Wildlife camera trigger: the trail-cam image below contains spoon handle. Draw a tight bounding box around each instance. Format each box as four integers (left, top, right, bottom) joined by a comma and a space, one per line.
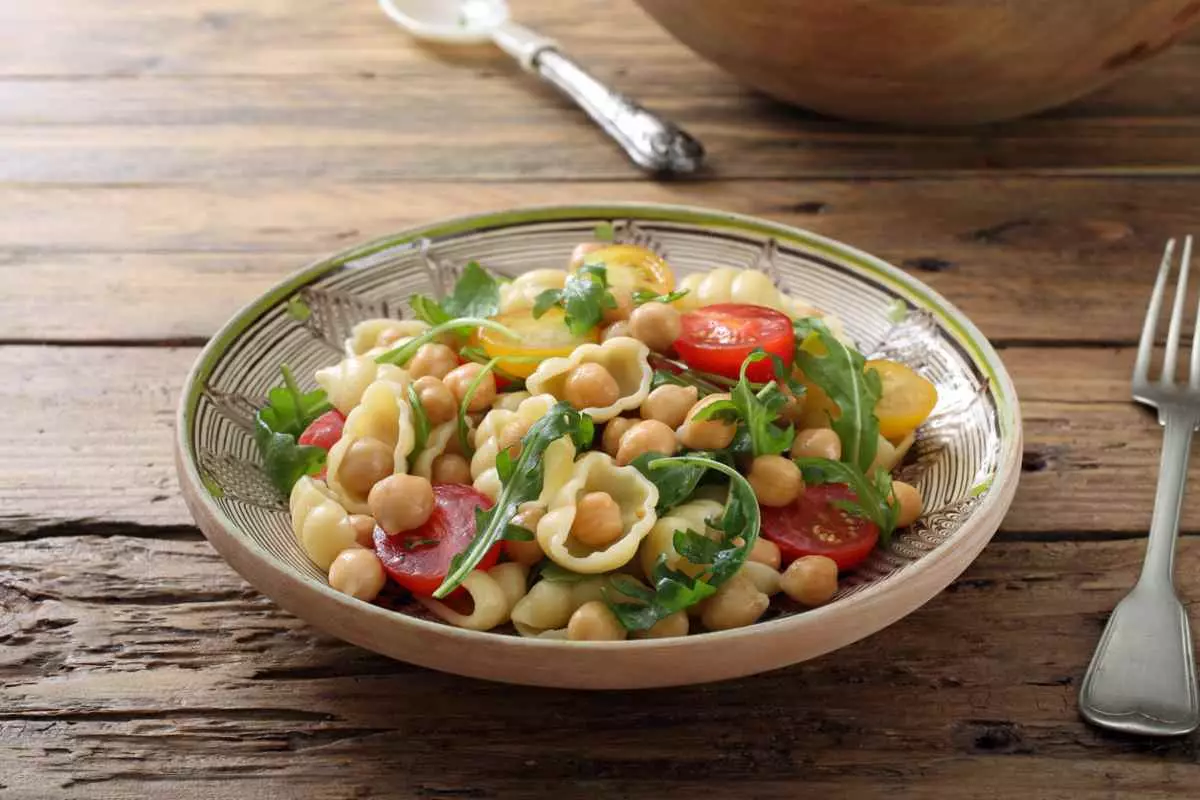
491, 22, 705, 174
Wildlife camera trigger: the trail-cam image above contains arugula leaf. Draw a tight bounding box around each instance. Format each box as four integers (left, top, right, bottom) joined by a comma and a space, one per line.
632, 288, 689, 306
537, 562, 592, 583
691, 351, 794, 457
793, 318, 882, 471
629, 451, 706, 513
531, 265, 616, 336
409, 261, 500, 326
253, 365, 333, 496
604, 455, 761, 631
407, 383, 431, 460
376, 317, 516, 366
794, 456, 901, 543
501, 524, 535, 542
433, 401, 595, 598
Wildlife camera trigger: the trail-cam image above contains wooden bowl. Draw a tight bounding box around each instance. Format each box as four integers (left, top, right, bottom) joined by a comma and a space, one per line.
633, 0, 1200, 124
175, 204, 1022, 688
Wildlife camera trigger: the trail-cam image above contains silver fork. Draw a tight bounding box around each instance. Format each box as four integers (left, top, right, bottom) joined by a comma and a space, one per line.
1079, 236, 1200, 736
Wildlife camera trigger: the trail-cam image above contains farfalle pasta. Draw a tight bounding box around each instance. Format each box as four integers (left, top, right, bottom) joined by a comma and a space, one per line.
256, 238, 936, 641
536, 452, 659, 574
526, 337, 652, 422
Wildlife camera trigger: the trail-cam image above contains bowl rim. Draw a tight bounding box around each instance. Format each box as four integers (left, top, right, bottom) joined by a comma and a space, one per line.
175, 201, 1023, 657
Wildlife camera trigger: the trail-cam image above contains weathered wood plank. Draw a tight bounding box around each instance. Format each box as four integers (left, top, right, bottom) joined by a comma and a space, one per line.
2, 535, 1198, 797
0, 178, 1188, 343
0, 345, 1176, 535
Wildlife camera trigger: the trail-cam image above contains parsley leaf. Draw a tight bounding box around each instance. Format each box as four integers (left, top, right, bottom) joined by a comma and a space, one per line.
632, 288, 689, 306
793, 318, 882, 471
409, 261, 500, 326
604, 455, 761, 631
531, 265, 616, 336
691, 351, 794, 457
253, 365, 333, 496
794, 457, 901, 543
433, 401, 595, 598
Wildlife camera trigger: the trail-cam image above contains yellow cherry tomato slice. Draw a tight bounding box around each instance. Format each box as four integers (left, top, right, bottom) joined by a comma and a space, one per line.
477, 308, 599, 379
573, 244, 674, 296
867, 360, 938, 441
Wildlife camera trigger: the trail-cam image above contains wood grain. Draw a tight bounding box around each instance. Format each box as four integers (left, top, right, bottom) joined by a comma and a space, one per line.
0, 177, 1192, 344
0, 345, 1177, 536
3, 534, 1198, 797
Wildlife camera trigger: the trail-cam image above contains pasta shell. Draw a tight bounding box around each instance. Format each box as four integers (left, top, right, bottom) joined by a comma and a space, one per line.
344, 318, 430, 358
324, 373, 416, 513
525, 337, 651, 423
288, 476, 359, 570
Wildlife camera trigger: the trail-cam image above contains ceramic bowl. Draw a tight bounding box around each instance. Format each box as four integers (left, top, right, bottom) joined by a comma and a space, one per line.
175, 204, 1022, 688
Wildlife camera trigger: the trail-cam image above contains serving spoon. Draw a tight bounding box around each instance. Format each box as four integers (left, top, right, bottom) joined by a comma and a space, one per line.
378, 0, 705, 174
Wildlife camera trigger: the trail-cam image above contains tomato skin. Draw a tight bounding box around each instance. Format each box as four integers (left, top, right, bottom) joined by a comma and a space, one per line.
373, 484, 499, 597
760, 484, 880, 571
298, 410, 345, 451
867, 359, 938, 441
674, 303, 794, 381
575, 244, 674, 296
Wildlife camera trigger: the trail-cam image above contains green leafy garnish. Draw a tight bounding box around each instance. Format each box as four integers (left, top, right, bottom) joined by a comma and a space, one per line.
691, 351, 794, 457
537, 562, 592, 583
629, 451, 706, 513
794, 457, 901, 544
285, 295, 311, 322
593, 222, 616, 242
604, 456, 760, 631
632, 288, 689, 306
407, 383, 431, 460
375, 317, 516, 366
409, 261, 500, 327
433, 401, 595, 598
793, 318, 882, 471
253, 365, 333, 496
532, 264, 616, 336
403, 536, 439, 551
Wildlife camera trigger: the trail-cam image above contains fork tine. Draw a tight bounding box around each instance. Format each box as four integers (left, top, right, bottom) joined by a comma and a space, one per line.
1164, 238, 1192, 385
1137, 239, 1176, 383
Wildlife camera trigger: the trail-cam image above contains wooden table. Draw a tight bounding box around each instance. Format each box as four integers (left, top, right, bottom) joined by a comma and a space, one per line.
5, 0, 1200, 796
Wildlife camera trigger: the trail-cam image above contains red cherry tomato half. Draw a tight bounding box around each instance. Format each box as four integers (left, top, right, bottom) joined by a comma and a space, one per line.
760, 484, 880, 571
373, 484, 499, 597
298, 410, 345, 451
674, 303, 794, 381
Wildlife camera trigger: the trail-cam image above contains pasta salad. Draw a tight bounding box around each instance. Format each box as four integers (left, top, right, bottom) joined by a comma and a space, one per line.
256, 242, 938, 640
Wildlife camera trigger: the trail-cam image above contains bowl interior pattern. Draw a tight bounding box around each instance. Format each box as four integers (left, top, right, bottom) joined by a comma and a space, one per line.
184, 207, 1014, 627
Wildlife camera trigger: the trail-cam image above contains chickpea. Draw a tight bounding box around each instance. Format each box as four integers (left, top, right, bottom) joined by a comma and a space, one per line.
328, 548, 386, 601
431, 453, 471, 485
798, 383, 838, 430
779, 387, 806, 425
791, 428, 842, 461
747, 455, 804, 507
891, 481, 923, 528
615, 419, 678, 466
569, 491, 624, 548
603, 286, 634, 323
701, 573, 769, 631
407, 342, 458, 380
375, 327, 407, 350
412, 375, 457, 426
348, 514, 377, 548
741, 560, 782, 596
780, 555, 839, 607
497, 418, 532, 461
748, 537, 782, 570
602, 321, 632, 342
628, 301, 682, 353
562, 363, 621, 410
600, 417, 638, 458
567, 600, 627, 641
640, 384, 698, 429
367, 473, 435, 534
632, 610, 689, 639
504, 503, 546, 565
444, 363, 497, 413
677, 394, 736, 450
338, 437, 395, 498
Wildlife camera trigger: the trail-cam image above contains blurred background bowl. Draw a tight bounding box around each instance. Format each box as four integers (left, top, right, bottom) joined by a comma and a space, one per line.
633, 0, 1200, 124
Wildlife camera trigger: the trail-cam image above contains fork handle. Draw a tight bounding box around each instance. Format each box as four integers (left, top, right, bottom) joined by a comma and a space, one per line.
1141, 409, 1198, 584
